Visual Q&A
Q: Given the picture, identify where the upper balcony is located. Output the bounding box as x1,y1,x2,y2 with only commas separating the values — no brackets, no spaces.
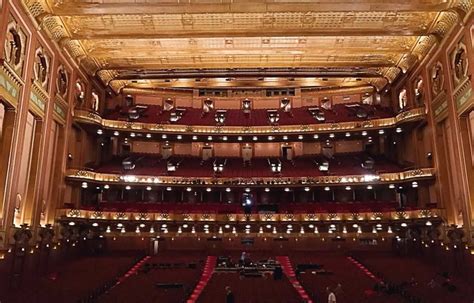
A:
73,103,426,137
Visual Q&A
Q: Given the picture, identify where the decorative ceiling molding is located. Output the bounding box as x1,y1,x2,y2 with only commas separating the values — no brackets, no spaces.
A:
21,0,471,93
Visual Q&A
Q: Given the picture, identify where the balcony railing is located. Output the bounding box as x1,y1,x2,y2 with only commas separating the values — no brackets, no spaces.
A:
73,107,426,135
58,207,442,225
65,167,435,186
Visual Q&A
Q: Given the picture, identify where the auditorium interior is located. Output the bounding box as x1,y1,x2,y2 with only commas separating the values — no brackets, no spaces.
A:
0,0,474,302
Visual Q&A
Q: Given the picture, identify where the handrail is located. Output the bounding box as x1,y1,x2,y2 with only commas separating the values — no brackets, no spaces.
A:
65,167,435,186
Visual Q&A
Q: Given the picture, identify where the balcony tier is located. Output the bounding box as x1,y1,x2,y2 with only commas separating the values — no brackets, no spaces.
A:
74,106,426,136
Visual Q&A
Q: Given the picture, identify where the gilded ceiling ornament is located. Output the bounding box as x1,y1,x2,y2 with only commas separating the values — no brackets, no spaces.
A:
412,35,437,60
141,15,154,27
181,14,194,26
430,11,459,40
262,13,276,26
450,0,473,20
109,80,127,93
341,12,356,23
382,67,401,84
382,12,399,23
97,69,118,85
20,0,469,93
398,54,418,74
301,12,315,24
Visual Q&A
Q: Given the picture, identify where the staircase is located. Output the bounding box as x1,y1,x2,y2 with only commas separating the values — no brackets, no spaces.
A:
276,256,313,303
116,255,150,286
187,256,217,303
347,256,381,282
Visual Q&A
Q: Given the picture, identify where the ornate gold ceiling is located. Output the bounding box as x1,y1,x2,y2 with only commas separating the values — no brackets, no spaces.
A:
21,0,473,93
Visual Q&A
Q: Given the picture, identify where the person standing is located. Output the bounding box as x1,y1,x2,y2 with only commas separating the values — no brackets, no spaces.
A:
327,287,337,303
334,283,344,302
225,286,235,303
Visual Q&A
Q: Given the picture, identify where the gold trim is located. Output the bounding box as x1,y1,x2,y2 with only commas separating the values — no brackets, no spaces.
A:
65,167,435,186
58,207,441,223
0,65,22,107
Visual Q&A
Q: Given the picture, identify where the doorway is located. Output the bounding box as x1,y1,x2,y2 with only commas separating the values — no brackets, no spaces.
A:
281,146,293,160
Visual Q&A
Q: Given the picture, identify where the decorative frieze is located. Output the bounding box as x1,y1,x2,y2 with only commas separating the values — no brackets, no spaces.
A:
0,65,21,107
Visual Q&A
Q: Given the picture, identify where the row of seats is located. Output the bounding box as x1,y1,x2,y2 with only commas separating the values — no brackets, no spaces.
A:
85,201,400,213
350,252,474,303
99,255,204,303
104,103,394,126
0,252,139,303
94,152,403,177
